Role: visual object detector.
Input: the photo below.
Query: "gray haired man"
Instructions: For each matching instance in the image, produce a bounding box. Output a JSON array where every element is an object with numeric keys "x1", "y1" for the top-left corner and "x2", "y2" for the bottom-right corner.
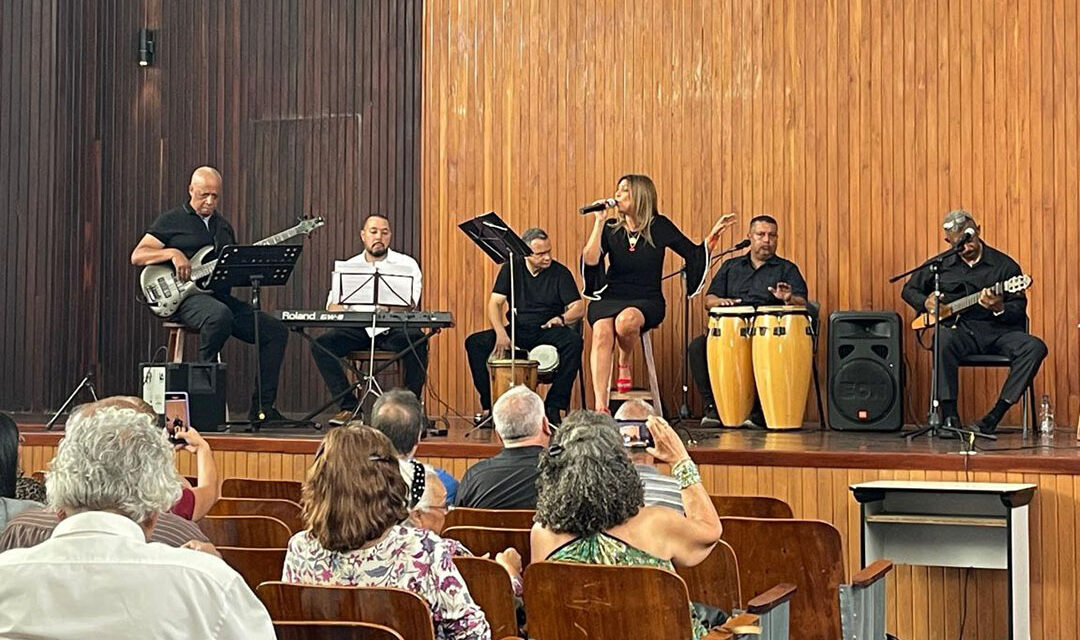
[
  {"x1": 455, "y1": 386, "x2": 552, "y2": 509},
  {"x1": 464, "y1": 227, "x2": 585, "y2": 426},
  {"x1": 0, "y1": 401, "x2": 274, "y2": 639}
]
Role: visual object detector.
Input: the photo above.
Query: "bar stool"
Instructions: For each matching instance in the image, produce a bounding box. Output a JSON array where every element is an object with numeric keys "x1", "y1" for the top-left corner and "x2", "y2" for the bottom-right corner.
[
  {"x1": 609, "y1": 330, "x2": 663, "y2": 416},
  {"x1": 164, "y1": 322, "x2": 199, "y2": 363}
]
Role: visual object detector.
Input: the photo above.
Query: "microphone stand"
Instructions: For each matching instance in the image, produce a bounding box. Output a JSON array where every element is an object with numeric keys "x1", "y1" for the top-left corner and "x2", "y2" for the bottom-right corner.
[
  {"x1": 663, "y1": 241, "x2": 749, "y2": 423},
  {"x1": 890, "y1": 243, "x2": 996, "y2": 442}
]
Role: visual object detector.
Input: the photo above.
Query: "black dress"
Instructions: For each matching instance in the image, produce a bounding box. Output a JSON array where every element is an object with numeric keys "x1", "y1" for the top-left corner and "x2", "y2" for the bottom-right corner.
[{"x1": 582, "y1": 214, "x2": 708, "y2": 330}]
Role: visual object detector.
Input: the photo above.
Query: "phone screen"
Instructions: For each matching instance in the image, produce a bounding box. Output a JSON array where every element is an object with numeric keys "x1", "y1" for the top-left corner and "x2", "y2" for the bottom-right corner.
[
  {"x1": 617, "y1": 419, "x2": 654, "y2": 449},
  {"x1": 164, "y1": 392, "x2": 190, "y2": 444}
]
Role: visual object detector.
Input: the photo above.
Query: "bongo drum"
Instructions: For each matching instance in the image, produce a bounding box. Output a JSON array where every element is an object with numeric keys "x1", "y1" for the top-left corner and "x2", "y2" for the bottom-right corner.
[
  {"x1": 528, "y1": 345, "x2": 560, "y2": 384},
  {"x1": 488, "y1": 358, "x2": 539, "y2": 402},
  {"x1": 705, "y1": 306, "x2": 757, "y2": 427},
  {"x1": 752, "y1": 305, "x2": 813, "y2": 429}
]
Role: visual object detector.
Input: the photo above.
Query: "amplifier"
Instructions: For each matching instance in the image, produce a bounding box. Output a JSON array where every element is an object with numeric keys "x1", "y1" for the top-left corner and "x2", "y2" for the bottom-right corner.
[{"x1": 141, "y1": 362, "x2": 227, "y2": 431}]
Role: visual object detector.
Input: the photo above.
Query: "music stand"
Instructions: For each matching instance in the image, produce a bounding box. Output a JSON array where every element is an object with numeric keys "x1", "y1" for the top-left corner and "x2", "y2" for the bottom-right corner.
[
  {"x1": 210, "y1": 244, "x2": 304, "y2": 431},
  {"x1": 459, "y1": 212, "x2": 533, "y2": 430}
]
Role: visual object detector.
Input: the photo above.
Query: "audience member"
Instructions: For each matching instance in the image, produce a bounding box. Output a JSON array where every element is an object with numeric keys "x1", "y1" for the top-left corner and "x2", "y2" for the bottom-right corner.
[
  {"x1": 0, "y1": 412, "x2": 45, "y2": 503},
  {"x1": 611, "y1": 400, "x2": 685, "y2": 514},
  {"x1": 93, "y1": 396, "x2": 220, "y2": 520},
  {"x1": 0, "y1": 401, "x2": 273, "y2": 639},
  {"x1": 283, "y1": 425, "x2": 491, "y2": 640},
  {"x1": 0, "y1": 413, "x2": 42, "y2": 528},
  {"x1": 530, "y1": 413, "x2": 722, "y2": 640},
  {"x1": 371, "y1": 388, "x2": 459, "y2": 503},
  {"x1": 0, "y1": 506, "x2": 208, "y2": 551},
  {"x1": 455, "y1": 386, "x2": 551, "y2": 509}
]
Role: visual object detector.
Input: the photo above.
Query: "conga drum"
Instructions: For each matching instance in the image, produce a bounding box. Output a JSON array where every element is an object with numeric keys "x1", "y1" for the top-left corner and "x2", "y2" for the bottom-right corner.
[
  {"x1": 752, "y1": 306, "x2": 813, "y2": 429},
  {"x1": 488, "y1": 358, "x2": 539, "y2": 403},
  {"x1": 705, "y1": 306, "x2": 757, "y2": 427},
  {"x1": 528, "y1": 345, "x2": 560, "y2": 384}
]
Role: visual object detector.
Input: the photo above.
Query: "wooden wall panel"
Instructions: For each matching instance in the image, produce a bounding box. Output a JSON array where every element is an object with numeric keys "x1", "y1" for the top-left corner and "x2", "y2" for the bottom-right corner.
[
  {"x1": 420, "y1": 0, "x2": 1080, "y2": 429},
  {"x1": 0, "y1": 0, "x2": 421, "y2": 414}
]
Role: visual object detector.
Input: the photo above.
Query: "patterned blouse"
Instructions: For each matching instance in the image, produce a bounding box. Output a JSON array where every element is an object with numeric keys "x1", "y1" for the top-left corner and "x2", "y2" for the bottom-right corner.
[
  {"x1": 283, "y1": 525, "x2": 491, "y2": 640},
  {"x1": 547, "y1": 532, "x2": 708, "y2": 640},
  {"x1": 15, "y1": 476, "x2": 45, "y2": 503}
]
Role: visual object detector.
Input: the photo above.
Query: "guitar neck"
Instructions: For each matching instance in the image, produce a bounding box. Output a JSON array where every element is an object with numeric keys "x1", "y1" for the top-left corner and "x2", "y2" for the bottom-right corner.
[
  {"x1": 190, "y1": 225, "x2": 305, "y2": 280},
  {"x1": 946, "y1": 282, "x2": 1003, "y2": 315}
]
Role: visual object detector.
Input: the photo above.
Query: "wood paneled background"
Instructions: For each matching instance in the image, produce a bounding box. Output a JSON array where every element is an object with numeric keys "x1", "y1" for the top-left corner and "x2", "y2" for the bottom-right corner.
[
  {"x1": 0, "y1": 0, "x2": 421, "y2": 413},
  {"x1": 421, "y1": 0, "x2": 1079, "y2": 429}
]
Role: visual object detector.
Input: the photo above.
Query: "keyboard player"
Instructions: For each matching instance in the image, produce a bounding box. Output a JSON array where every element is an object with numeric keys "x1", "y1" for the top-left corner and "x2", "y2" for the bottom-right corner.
[{"x1": 311, "y1": 214, "x2": 428, "y2": 426}]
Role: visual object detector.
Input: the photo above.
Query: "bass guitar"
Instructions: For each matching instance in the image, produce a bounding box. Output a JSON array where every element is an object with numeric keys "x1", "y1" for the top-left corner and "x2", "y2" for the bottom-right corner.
[
  {"x1": 910, "y1": 274, "x2": 1032, "y2": 330},
  {"x1": 140, "y1": 216, "x2": 325, "y2": 318}
]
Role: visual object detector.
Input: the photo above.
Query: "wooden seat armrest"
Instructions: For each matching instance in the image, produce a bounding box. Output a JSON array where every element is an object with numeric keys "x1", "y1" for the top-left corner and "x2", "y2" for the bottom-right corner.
[
  {"x1": 745, "y1": 583, "x2": 797, "y2": 614},
  {"x1": 851, "y1": 559, "x2": 893, "y2": 588},
  {"x1": 496, "y1": 637, "x2": 526, "y2": 640},
  {"x1": 704, "y1": 613, "x2": 762, "y2": 639}
]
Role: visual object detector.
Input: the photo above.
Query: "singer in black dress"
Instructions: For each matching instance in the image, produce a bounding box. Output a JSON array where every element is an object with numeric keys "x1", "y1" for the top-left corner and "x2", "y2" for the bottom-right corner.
[{"x1": 581, "y1": 174, "x2": 735, "y2": 411}]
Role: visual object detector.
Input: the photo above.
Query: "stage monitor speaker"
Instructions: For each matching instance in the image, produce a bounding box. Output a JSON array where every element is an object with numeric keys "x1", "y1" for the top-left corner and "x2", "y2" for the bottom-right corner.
[
  {"x1": 827, "y1": 311, "x2": 903, "y2": 431},
  {"x1": 141, "y1": 362, "x2": 227, "y2": 431}
]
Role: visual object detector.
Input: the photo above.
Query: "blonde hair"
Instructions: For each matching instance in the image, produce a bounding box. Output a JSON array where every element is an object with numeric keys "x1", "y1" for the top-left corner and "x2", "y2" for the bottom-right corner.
[
  {"x1": 302, "y1": 426, "x2": 408, "y2": 552},
  {"x1": 608, "y1": 174, "x2": 658, "y2": 247}
]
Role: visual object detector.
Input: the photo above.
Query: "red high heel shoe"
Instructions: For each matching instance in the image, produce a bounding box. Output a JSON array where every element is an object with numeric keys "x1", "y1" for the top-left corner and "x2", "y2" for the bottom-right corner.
[{"x1": 616, "y1": 364, "x2": 632, "y2": 393}]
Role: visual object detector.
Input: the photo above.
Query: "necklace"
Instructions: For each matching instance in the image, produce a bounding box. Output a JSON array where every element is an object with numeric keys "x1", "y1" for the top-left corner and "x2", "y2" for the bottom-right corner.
[{"x1": 627, "y1": 229, "x2": 641, "y2": 252}]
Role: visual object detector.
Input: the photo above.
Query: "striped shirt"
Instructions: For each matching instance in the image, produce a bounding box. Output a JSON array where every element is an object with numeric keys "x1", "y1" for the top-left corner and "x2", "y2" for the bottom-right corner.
[
  {"x1": 0, "y1": 507, "x2": 208, "y2": 551},
  {"x1": 636, "y1": 464, "x2": 685, "y2": 515}
]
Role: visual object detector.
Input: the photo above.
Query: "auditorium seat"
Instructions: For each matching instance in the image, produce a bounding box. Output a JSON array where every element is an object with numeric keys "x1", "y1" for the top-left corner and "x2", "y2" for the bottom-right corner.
[
  {"x1": 221, "y1": 477, "x2": 303, "y2": 503},
  {"x1": 719, "y1": 517, "x2": 893, "y2": 640},
  {"x1": 256, "y1": 583, "x2": 437, "y2": 640},
  {"x1": 523, "y1": 562, "x2": 770, "y2": 640},
  {"x1": 441, "y1": 526, "x2": 531, "y2": 567},
  {"x1": 200, "y1": 515, "x2": 292, "y2": 548},
  {"x1": 209, "y1": 497, "x2": 304, "y2": 533},
  {"x1": 443, "y1": 507, "x2": 535, "y2": 530},
  {"x1": 273, "y1": 621, "x2": 405, "y2": 640},
  {"x1": 710, "y1": 495, "x2": 794, "y2": 519},
  {"x1": 452, "y1": 556, "x2": 518, "y2": 639},
  {"x1": 217, "y1": 546, "x2": 287, "y2": 592}
]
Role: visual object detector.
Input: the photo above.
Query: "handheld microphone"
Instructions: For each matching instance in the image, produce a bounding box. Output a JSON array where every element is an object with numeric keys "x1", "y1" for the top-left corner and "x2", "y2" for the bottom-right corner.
[
  {"x1": 579, "y1": 198, "x2": 617, "y2": 214},
  {"x1": 952, "y1": 227, "x2": 976, "y2": 248}
]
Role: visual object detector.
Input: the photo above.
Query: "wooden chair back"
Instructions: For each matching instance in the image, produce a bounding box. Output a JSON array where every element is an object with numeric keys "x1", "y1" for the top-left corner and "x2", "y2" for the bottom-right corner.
[
  {"x1": 199, "y1": 515, "x2": 292, "y2": 548},
  {"x1": 710, "y1": 495, "x2": 794, "y2": 519},
  {"x1": 221, "y1": 477, "x2": 302, "y2": 503},
  {"x1": 209, "y1": 497, "x2": 304, "y2": 533},
  {"x1": 441, "y1": 527, "x2": 531, "y2": 567},
  {"x1": 443, "y1": 507, "x2": 535, "y2": 530},
  {"x1": 273, "y1": 621, "x2": 405, "y2": 640},
  {"x1": 256, "y1": 582, "x2": 436, "y2": 640},
  {"x1": 218, "y1": 546, "x2": 287, "y2": 592},
  {"x1": 524, "y1": 562, "x2": 695, "y2": 639},
  {"x1": 675, "y1": 539, "x2": 742, "y2": 612},
  {"x1": 452, "y1": 556, "x2": 518, "y2": 638},
  {"x1": 720, "y1": 517, "x2": 846, "y2": 640}
]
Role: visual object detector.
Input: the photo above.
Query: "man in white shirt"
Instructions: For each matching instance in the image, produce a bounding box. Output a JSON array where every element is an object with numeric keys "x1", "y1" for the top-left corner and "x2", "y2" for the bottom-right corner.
[
  {"x1": 311, "y1": 214, "x2": 428, "y2": 425},
  {"x1": 0, "y1": 401, "x2": 274, "y2": 640}
]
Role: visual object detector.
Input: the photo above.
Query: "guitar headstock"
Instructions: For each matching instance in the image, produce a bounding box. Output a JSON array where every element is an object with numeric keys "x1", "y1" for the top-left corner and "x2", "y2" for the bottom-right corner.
[
  {"x1": 1003, "y1": 274, "x2": 1033, "y2": 293},
  {"x1": 295, "y1": 215, "x2": 326, "y2": 235}
]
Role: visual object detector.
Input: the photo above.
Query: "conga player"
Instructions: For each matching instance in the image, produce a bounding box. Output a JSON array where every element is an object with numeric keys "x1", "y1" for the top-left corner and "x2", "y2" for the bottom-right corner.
[
  {"x1": 465, "y1": 227, "x2": 585, "y2": 426},
  {"x1": 687, "y1": 215, "x2": 809, "y2": 427}
]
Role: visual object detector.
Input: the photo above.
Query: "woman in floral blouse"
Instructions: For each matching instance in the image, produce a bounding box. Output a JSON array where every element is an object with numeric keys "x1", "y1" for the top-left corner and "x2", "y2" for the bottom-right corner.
[{"x1": 282, "y1": 425, "x2": 490, "y2": 640}]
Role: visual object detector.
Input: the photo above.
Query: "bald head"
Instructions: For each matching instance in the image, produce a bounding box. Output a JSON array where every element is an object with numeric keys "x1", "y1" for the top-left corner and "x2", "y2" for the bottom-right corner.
[
  {"x1": 613, "y1": 399, "x2": 656, "y2": 421},
  {"x1": 188, "y1": 166, "x2": 222, "y2": 217}
]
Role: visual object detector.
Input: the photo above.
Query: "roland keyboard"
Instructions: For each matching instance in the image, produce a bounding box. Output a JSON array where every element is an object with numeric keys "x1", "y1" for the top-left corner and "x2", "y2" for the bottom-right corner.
[{"x1": 270, "y1": 309, "x2": 454, "y2": 330}]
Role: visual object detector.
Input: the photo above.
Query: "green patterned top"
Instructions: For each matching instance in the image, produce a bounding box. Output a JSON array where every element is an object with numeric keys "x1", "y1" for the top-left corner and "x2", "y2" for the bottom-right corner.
[{"x1": 547, "y1": 532, "x2": 707, "y2": 640}]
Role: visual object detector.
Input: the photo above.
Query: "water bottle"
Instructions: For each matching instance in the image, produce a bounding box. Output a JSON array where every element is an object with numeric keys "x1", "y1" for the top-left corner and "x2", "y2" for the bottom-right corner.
[{"x1": 1039, "y1": 394, "x2": 1055, "y2": 440}]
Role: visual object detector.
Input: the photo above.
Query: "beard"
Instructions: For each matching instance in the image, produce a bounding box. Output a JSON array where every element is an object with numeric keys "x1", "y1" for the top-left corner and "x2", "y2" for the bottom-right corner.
[{"x1": 367, "y1": 243, "x2": 388, "y2": 257}]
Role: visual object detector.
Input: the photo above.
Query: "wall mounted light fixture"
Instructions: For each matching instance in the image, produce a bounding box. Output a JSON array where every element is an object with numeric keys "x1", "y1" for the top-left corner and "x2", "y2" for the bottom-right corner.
[{"x1": 138, "y1": 28, "x2": 155, "y2": 67}]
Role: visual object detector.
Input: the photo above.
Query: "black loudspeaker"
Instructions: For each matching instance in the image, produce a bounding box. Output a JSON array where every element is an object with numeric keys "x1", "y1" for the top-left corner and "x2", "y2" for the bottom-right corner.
[
  {"x1": 828, "y1": 311, "x2": 903, "y2": 431},
  {"x1": 168, "y1": 363, "x2": 227, "y2": 431}
]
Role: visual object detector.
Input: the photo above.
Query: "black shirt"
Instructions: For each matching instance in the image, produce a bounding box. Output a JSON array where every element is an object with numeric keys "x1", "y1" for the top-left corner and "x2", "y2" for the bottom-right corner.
[
  {"x1": 707, "y1": 253, "x2": 809, "y2": 307},
  {"x1": 901, "y1": 242, "x2": 1027, "y2": 333},
  {"x1": 146, "y1": 202, "x2": 237, "y2": 261},
  {"x1": 582, "y1": 214, "x2": 707, "y2": 302},
  {"x1": 454, "y1": 446, "x2": 543, "y2": 509},
  {"x1": 493, "y1": 260, "x2": 580, "y2": 329}
]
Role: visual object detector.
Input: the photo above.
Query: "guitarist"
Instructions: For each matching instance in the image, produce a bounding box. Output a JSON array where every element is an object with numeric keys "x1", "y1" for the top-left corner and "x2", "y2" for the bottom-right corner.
[
  {"x1": 901, "y1": 209, "x2": 1047, "y2": 434},
  {"x1": 130, "y1": 166, "x2": 290, "y2": 424}
]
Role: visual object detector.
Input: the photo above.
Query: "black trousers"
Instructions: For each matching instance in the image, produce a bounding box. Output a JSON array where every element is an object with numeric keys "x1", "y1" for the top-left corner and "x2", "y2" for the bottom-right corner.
[
  {"x1": 936, "y1": 324, "x2": 1048, "y2": 405},
  {"x1": 465, "y1": 325, "x2": 583, "y2": 412},
  {"x1": 311, "y1": 327, "x2": 428, "y2": 410},
  {"x1": 174, "y1": 292, "x2": 289, "y2": 409}
]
